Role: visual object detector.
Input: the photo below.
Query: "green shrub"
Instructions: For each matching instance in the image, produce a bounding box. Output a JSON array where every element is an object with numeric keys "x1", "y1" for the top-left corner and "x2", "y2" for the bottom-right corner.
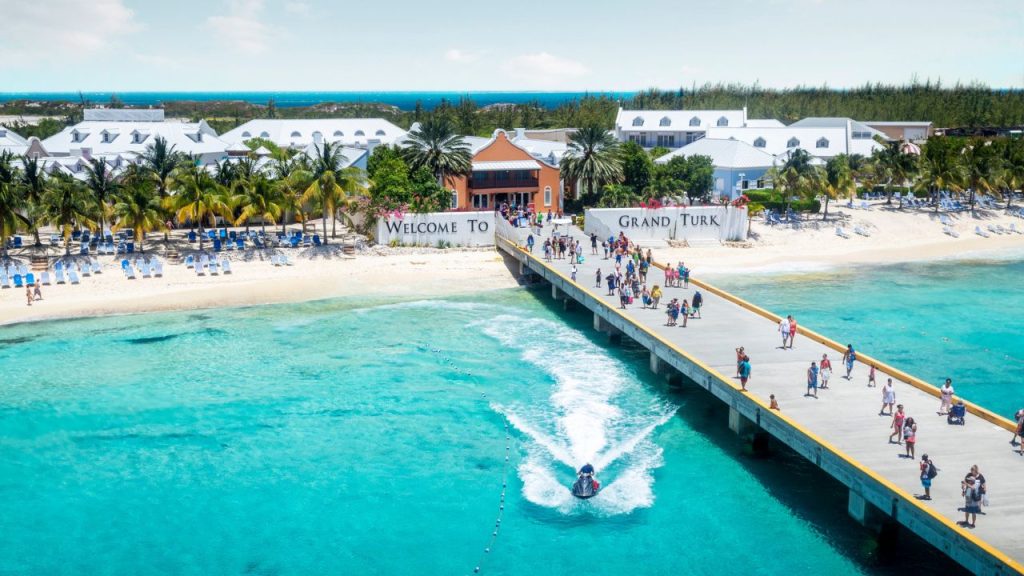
[
  {"x1": 744, "y1": 190, "x2": 778, "y2": 203},
  {"x1": 761, "y1": 199, "x2": 821, "y2": 213}
]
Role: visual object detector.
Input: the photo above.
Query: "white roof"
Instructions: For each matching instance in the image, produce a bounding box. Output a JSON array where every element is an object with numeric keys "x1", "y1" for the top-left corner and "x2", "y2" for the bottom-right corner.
[
  {"x1": 704, "y1": 126, "x2": 883, "y2": 158},
  {"x1": 789, "y1": 117, "x2": 887, "y2": 139},
  {"x1": 616, "y1": 108, "x2": 746, "y2": 132},
  {"x1": 221, "y1": 118, "x2": 407, "y2": 149},
  {"x1": 299, "y1": 142, "x2": 368, "y2": 168},
  {"x1": 0, "y1": 127, "x2": 29, "y2": 155},
  {"x1": 253, "y1": 146, "x2": 272, "y2": 156},
  {"x1": 226, "y1": 141, "x2": 251, "y2": 153},
  {"x1": 654, "y1": 138, "x2": 776, "y2": 168},
  {"x1": 510, "y1": 136, "x2": 569, "y2": 166},
  {"x1": 863, "y1": 120, "x2": 933, "y2": 127},
  {"x1": 83, "y1": 109, "x2": 164, "y2": 122},
  {"x1": 472, "y1": 160, "x2": 542, "y2": 171},
  {"x1": 42, "y1": 120, "x2": 227, "y2": 162}
]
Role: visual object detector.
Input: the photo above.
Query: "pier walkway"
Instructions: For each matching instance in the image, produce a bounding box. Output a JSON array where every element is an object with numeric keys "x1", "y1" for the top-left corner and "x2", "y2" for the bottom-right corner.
[{"x1": 495, "y1": 222, "x2": 1023, "y2": 575}]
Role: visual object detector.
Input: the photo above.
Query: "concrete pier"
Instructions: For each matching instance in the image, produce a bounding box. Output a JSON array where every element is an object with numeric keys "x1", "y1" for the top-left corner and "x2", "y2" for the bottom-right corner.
[{"x1": 496, "y1": 228, "x2": 1024, "y2": 576}]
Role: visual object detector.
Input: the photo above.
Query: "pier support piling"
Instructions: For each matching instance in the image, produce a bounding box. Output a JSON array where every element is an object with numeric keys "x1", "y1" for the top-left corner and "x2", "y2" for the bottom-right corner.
[
  {"x1": 848, "y1": 489, "x2": 886, "y2": 532},
  {"x1": 551, "y1": 284, "x2": 560, "y2": 300},
  {"x1": 728, "y1": 406, "x2": 756, "y2": 436},
  {"x1": 649, "y1": 351, "x2": 662, "y2": 375}
]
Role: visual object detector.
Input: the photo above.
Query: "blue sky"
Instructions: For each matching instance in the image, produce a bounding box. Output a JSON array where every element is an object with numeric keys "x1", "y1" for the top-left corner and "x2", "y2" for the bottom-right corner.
[{"x1": 0, "y1": 0, "x2": 1021, "y2": 91}]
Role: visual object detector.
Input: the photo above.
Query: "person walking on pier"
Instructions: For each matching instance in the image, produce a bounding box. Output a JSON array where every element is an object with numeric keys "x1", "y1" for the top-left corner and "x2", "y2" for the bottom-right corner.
[
  {"x1": 787, "y1": 315, "x2": 797, "y2": 349},
  {"x1": 806, "y1": 361, "x2": 819, "y2": 398},
  {"x1": 1013, "y1": 408, "x2": 1024, "y2": 448},
  {"x1": 938, "y1": 379, "x2": 955, "y2": 416},
  {"x1": 571, "y1": 264, "x2": 577, "y2": 282},
  {"x1": 820, "y1": 354, "x2": 832, "y2": 389},
  {"x1": 595, "y1": 268, "x2": 602, "y2": 288},
  {"x1": 842, "y1": 344, "x2": 857, "y2": 379},
  {"x1": 739, "y1": 355, "x2": 751, "y2": 392},
  {"x1": 691, "y1": 291, "x2": 703, "y2": 318},
  {"x1": 526, "y1": 234, "x2": 535, "y2": 253},
  {"x1": 868, "y1": 364, "x2": 877, "y2": 387},
  {"x1": 736, "y1": 347, "x2": 746, "y2": 377},
  {"x1": 903, "y1": 417, "x2": 918, "y2": 459},
  {"x1": 606, "y1": 273, "x2": 616, "y2": 296},
  {"x1": 778, "y1": 317, "x2": 791, "y2": 349},
  {"x1": 650, "y1": 285, "x2": 662, "y2": 309},
  {"x1": 680, "y1": 300, "x2": 689, "y2": 328},
  {"x1": 880, "y1": 378, "x2": 896, "y2": 416},
  {"x1": 890, "y1": 405, "x2": 906, "y2": 444}
]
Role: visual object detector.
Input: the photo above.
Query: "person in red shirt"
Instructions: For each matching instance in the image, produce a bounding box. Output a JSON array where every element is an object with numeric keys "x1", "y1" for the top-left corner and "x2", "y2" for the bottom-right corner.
[
  {"x1": 819, "y1": 354, "x2": 832, "y2": 389},
  {"x1": 787, "y1": 315, "x2": 797, "y2": 349}
]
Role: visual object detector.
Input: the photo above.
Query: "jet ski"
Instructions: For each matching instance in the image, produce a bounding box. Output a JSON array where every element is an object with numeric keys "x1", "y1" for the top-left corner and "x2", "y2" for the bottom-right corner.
[{"x1": 571, "y1": 464, "x2": 600, "y2": 499}]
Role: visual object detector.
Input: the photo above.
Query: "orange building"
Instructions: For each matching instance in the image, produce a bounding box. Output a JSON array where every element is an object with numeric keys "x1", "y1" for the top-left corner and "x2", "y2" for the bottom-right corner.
[{"x1": 446, "y1": 130, "x2": 562, "y2": 213}]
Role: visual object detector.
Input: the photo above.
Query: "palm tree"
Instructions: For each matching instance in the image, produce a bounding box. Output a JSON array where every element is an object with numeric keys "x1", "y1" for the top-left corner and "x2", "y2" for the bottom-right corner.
[
  {"x1": 962, "y1": 141, "x2": 1003, "y2": 211},
  {"x1": 111, "y1": 174, "x2": 165, "y2": 253},
  {"x1": 401, "y1": 118, "x2": 471, "y2": 186},
  {"x1": 0, "y1": 178, "x2": 27, "y2": 256},
  {"x1": 822, "y1": 155, "x2": 854, "y2": 220},
  {"x1": 597, "y1": 183, "x2": 641, "y2": 208},
  {"x1": 560, "y1": 124, "x2": 623, "y2": 202},
  {"x1": 916, "y1": 140, "x2": 966, "y2": 213},
  {"x1": 17, "y1": 155, "x2": 47, "y2": 246},
  {"x1": 274, "y1": 168, "x2": 312, "y2": 235},
  {"x1": 171, "y1": 160, "x2": 230, "y2": 250},
  {"x1": 38, "y1": 174, "x2": 94, "y2": 255},
  {"x1": 771, "y1": 149, "x2": 820, "y2": 213},
  {"x1": 140, "y1": 136, "x2": 184, "y2": 242},
  {"x1": 233, "y1": 173, "x2": 283, "y2": 234},
  {"x1": 84, "y1": 157, "x2": 119, "y2": 238},
  {"x1": 872, "y1": 141, "x2": 918, "y2": 207},
  {"x1": 301, "y1": 141, "x2": 368, "y2": 241},
  {"x1": 1002, "y1": 141, "x2": 1024, "y2": 209}
]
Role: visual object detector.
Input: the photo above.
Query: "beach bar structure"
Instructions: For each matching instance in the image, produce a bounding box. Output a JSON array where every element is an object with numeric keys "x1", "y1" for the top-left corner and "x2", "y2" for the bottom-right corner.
[{"x1": 494, "y1": 220, "x2": 1024, "y2": 576}]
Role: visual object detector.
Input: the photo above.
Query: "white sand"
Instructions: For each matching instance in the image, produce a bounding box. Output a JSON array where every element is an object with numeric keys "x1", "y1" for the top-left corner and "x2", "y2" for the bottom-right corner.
[
  {"x1": 0, "y1": 247, "x2": 520, "y2": 326},
  {"x1": 659, "y1": 202, "x2": 1024, "y2": 276},
  {"x1": 2, "y1": 204, "x2": 1023, "y2": 326}
]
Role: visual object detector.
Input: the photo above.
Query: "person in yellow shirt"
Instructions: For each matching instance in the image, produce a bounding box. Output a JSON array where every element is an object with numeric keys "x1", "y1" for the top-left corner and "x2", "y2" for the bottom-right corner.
[{"x1": 650, "y1": 285, "x2": 662, "y2": 309}]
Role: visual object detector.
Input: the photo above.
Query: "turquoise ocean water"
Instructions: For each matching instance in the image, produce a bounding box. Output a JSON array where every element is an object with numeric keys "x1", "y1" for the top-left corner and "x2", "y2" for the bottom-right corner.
[
  {"x1": 710, "y1": 254, "x2": 1024, "y2": 419},
  {"x1": 0, "y1": 289, "x2": 968, "y2": 575}
]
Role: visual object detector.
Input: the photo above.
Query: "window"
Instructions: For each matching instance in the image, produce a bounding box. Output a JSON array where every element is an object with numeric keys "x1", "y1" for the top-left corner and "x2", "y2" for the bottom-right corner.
[
  {"x1": 333, "y1": 130, "x2": 344, "y2": 137},
  {"x1": 632, "y1": 116, "x2": 644, "y2": 127},
  {"x1": 132, "y1": 132, "x2": 146, "y2": 144},
  {"x1": 753, "y1": 137, "x2": 766, "y2": 148},
  {"x1": 544, "y1": 186, "x2": 552, "y2": 206},
  {"x1": 312, "y1": 131, "x2": 323, "y2": 141},
  {"x1": 689, "y1": 116, "x2": 701, "y2": 127},
  {"x1": 290, "y1": 131, "x2": 302, "y2": 138},
  {"x1": 450, "y1": 191, "x2": 458, "y2": 210},
  {"x1": 629, "y1": 134, "x2": 639, "y2": 143},
  {"x1": 375, "y1": 129, "x2": 386, "y2": 136},
  {"x1": 354, "y1": 130, "x2": 365, "y2": 137},
  {"x1": 659, "y1": 116, "x2": 671, "y2": 127},
  {"x1": 260, "y1": 131, "x2": 270, "y2": 138},
  {"x1": 816, "y1": 137, "x2": 829, "y2": 149},
  {"x1": 717, "y1": 116, "x2": 729, "y2": 127},
  {"x1": 241, "y1": 131, "x2": 251, "y2": 138},
  {"x1": 786, "y1": 137, "x2": 800, "y2": 148},
  {"x1": 640, "y1": 133, "x2": 649, "y2": 147},
  {"x1": 102, "y1": 131, "x2": 116, "y2": 143},
  {"x1": 656, "y1": 134, "x2": 675, "y2": 147},
  {"x1": 472, "y1": 194, "x2": 489, "y2": 209}
]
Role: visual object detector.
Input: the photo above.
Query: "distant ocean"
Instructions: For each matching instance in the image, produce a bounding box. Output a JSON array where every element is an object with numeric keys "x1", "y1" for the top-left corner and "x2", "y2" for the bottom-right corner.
[{"x1": 0, "y1": 91, "x2": 635, "y2": 110}]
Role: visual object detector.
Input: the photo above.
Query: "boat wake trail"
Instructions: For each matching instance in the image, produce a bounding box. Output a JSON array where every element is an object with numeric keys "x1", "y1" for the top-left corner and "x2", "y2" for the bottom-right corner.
[{"x1": 478, "y1": 314, "x2": 677, "y2": 516}]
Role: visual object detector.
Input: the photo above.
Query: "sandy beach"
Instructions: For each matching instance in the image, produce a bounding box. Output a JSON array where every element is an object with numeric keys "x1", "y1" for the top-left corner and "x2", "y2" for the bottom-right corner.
[{"x1": 2, "y1": 203, "x2": 1023, "y2": 326}]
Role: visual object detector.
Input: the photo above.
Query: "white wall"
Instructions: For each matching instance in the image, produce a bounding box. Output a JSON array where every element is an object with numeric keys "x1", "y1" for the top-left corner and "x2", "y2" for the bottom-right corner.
[
  {"x1": 584, "y1": 206, "x2": 748, "y2": 242},
  {"x1": 376, "y1": 211, "x2": 495, "y2": 247}
]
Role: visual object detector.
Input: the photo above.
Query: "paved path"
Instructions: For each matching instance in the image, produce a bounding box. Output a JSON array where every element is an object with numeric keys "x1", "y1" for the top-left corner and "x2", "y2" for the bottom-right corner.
[{"x1": 505, "y1": 225, "x2": 1024, "y2": 571}]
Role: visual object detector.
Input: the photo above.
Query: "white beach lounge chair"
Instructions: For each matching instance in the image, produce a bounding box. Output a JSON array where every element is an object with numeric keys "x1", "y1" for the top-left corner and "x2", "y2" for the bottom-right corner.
[
  {"x1": 835, "y1": 227, "x2": 851, "y2": 239},
  {"x1": 141, "y1": 261, "x2": 152, "y2": 279},
  {"x1": 196, "y1": 256, "x2": 207, "y2": 276},
  {"x1": 854, "y1": 226, "x2": 872, "y2": 237},
  {"x1": 208, "y1": 258, "x2": 219, "y2": 275},
  {"x1": 69, "y1": 269, "x2": 80, "y2": 284},
  {"x1": 153, "y1": 260, "x2": 163, "y2": 277},
  {"x1": 41, "y1": 271, "x2": 52, "y2": 285},
  {"x1": 221, "y1": 258, "x2": 232, "y2": 274},
  {"x1": 975, "y1": 226, "x2": 991, "y2": 238},
  {"x1": 1009, "y1": 223, "x2": 1022, "y2": 235}
]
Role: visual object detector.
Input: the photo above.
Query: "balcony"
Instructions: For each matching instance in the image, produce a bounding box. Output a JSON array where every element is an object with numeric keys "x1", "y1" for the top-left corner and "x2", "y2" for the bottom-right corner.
[{"x1": 469, "y1": 171, "x2": 538, "y2": 190}]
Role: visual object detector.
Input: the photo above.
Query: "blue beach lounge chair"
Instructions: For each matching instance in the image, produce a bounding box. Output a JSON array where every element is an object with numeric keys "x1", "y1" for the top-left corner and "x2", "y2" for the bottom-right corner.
[
  {"x1": 69, "y1": 269, "x2": 80, "y2": 284},
  {"x1": 12, "y1": 274, "x2": 23, "y2": 288}
]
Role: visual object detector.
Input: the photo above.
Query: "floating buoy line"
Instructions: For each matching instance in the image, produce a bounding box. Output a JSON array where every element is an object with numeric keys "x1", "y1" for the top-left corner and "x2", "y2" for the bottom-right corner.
[{"x1": 428, "y1": 347, "x2": 513, "y2": 575}]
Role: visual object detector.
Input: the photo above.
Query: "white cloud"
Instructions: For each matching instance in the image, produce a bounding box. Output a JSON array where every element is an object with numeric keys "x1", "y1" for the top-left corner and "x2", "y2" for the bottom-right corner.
[
  {"x1": 206, "y1": 0, "x2": 273, "y2": 55},
  {"x1": 284, "y1": 1, "x2": 310, "y2": 16},
  {"x1": 445, "y1": 49, "x2": 481, "y2": 63},
  {"x1": 502, "y1": 52, "x2": 589, "y2": 84},
  {"x1": 0, "y1": 0, "x2": 136, "y2": 65}
]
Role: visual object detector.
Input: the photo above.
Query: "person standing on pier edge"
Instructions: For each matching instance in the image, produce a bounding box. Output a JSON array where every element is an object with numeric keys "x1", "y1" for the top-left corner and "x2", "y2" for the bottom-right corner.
[
  {"x1": 787, "y1": 315, "x2": 797, "y2": 349},
  {"x1": 526, "y1": 233, "x2": 534, "y2": 253},
  {"x1": 842, "y1": 344, "x2": 856, "y2": 379},
  {"x1": 739, "y1": 355, "x2": 751, "y2": 392},
  {"x1": 890, "y1": 404, "x2": 906, "y2": 444},
  {"x1": 1013, "y1": 408, "x2": 1024, "y2": 449},
  {"x1": 806, "y1": 361, "x2": 819, "y2": 398},
  {"x1": 961, "y1": 475, "x2": 982, "y2": 528},
  {"x1": 938, "y1": 379, "x2": 955, "y2": 415}
]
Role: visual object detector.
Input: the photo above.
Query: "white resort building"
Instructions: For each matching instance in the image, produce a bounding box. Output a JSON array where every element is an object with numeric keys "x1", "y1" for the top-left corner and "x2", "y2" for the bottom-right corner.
[
  {"x1": 655, "y1": 138, "x2": 777, "y2": 198},
  {"x1": 614, "y1": 107, "x2": 783, "y2": 149},
  {"x1": 221, "y1": 119, "x2": 407, "y2": 151},
  {"x1": 0, "y1": 127, "x2": 30, "y2": 156},
  {"x1": 40, "y1": 109, "x2": 229, "y2": 165}
]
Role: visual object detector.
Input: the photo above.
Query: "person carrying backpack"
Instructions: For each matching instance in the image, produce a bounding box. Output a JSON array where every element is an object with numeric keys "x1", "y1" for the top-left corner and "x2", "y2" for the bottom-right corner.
[
  {"x1": 919, "y1": 454, "x2": 937, "y2": 500},
  {"x1": 961, "y1": 475, "x2": 983, "y2": 528}
]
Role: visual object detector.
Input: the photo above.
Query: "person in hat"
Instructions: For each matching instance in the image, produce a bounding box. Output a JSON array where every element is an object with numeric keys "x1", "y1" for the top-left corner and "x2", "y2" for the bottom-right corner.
[{"x1": 919, "y1": 454, "x2": 935, "y2": 500}]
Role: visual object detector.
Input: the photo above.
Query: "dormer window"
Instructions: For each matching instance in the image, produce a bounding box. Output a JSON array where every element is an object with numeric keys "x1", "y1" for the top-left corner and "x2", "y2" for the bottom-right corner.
[
  {"x1": 290, "y1": 131, "x2": 301, "y2": 138},
  {"x1": 816, "y1": 137, "x2": 829, "y2": 149},
  {"x1": 716, "y1": 116, "x2": 729, "y2": 127},
  {"x1": 101, "y1": 130, "x2": 119, "y2": 144},
  {"x1": 659, "y1": 117, "x2": 671, "y2": 127},
  {"x1": 375, "y1": 129, "x2": 386, "y2": 136},
  {"x1": 753, "y1": 137, "x2": 766, "y2": 148},
  {"x1": 787, "y1": 137, "x2": 800, "y2": 148},
  {"x1": 333, "y1": 130, "x2": 344, "y2": 137},
  {"x1": 241, "y1": 131, "x2": 252, "y2": 138},
  {"x1": 354, "y1": 130, "x2": 365, "y2": 137},
  {"x1": 260, "y1": 131, "x2": 270, "y2": 138},
  {"x1": 71, "y1": 131, "x2": 83, "y2": 143},
  {"x1": 631, "y1": 116, "x2": 644, "y2": 127},
  {"x1": 689, "y1": 116, "x2": 701, "y2": 127},
  {"x1": 131, "y1": 131, "x2": 149, "y2": 144}
]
